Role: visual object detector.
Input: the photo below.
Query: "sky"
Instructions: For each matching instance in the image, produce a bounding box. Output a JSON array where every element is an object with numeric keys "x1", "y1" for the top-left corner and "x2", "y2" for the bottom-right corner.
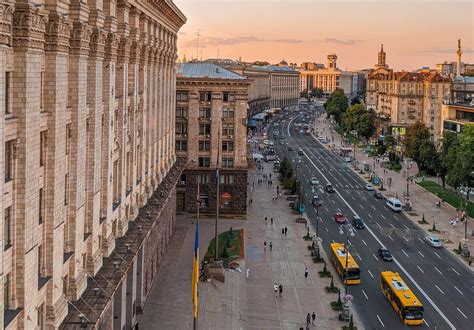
[{"x1": 174, "y1": 0, "x2": 474, "y2": 71}]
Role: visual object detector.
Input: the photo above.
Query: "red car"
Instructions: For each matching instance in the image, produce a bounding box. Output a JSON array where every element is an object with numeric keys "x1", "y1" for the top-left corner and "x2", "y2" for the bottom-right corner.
[{"x1": 333, "y1": 212, "x2": 346, "y2": 224}]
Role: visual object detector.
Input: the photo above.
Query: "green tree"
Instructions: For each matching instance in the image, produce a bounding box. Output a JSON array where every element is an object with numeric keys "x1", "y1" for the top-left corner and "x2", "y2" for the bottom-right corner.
[
  {"x1": 350, "y1": 96, "x2": 361, "y2": 105},
  {"x1": 300, "y1": 89, "x2": 308, "y2": 98},
  {"x1": 342, "y1": 104, "x2": 365, "y2": 132},
  {"x1": 325, "y1": 90, "x2": 349, "y2": 124},
  {"x1": 311, "y1": 87, "x2": 323, "y2": 98},
  {"x1": 418, "y1": 139, "x2": 438, "y2": 173},
  {"x1": 356, "y1": 112, "x2": 376, "y2": 141},
  {"x1": 384, "y1": 134, "x2": 396, "y2": 151},
  {"x1": 403, "y1": 122, "x2": 431, "y2": 166},
  {"x1": 279, "y1": 157, "x2": 293, "y2": 181},
  {"x1": 446, "y1": 124, "x2": 474, "y2": 187}
]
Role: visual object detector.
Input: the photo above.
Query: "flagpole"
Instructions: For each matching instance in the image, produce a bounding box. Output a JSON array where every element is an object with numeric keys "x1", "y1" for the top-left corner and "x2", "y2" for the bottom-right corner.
[{"x1": 214, "y1": 129, "x2": 221, "y2": 261}]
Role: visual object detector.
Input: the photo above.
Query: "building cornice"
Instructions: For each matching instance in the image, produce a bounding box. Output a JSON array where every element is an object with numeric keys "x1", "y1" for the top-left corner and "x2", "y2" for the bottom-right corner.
[{"x1": 131, "y1": 0, "x2": 186, "y2": 33}]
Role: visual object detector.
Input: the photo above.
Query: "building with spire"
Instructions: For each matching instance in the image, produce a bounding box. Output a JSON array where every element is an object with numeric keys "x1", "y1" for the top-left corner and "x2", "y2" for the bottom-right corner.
[
  {"x1": 376, "y1": 44, "x2": 388, "y2": 70},
  {"x1": 436, "y1": 39, "x2": 474, "y2": 77}
]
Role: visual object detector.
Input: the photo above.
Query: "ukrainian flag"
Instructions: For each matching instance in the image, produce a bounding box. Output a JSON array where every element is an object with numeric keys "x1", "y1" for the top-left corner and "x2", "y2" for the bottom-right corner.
[{"x1": 192, "y1": 221, "x2": 199, "y2": 319}]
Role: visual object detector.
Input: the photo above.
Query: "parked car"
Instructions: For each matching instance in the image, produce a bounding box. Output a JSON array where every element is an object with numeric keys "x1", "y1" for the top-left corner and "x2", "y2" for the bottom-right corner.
[
  {"x1": 309, "y1": 177, "x2": 319, "y2": 185},
  {"x1": 365, "y1": 183, "x2": 375, "y2": 191},
  {"x1": 378, "y1": 248, "x2": 393, "y2": 262},
  {"x1": 425, "y1": 236, "x2": 442, "y2": 248},
  {"x1": 325, "y1": 184, "x2": 335, "y2": 193},
  {"x1": 312, "y1": 195, "x2": 322, "y2": 207},
  {"x1": 333, "y1": 212, "x2": 346, "y2": 224},
  {"x1": 352, "y1": 216, "x2": 365, "y2": 229},
  {"x1": 373, "y1": 190, "x2": 384, "y2": 199}
]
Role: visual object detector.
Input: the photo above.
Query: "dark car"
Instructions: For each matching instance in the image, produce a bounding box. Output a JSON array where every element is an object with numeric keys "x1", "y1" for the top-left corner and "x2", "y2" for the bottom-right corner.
[
  {"x1": 352, "y1": 216, "x2": 365, "y2": 229},
  {"x1": 378, "y1": 248, "x2": 393, "y2": 262},
  {"x1": 288, "y1": 146, "x2": 294, "y2": 151},
  {"x1": 325, "y1": 184, "x2": 335, "y2": 193},
  {"x1": 374, "y1": 190, "x2": 384, "y2": 199}
]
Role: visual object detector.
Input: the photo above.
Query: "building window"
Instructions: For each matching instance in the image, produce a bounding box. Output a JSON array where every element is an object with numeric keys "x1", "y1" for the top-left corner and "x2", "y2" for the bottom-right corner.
[
  {"x1": 223, "y1": 92, "x2": 235, "y2": 102},
  {"x1": 198, "y1": 157, "x2": 210, "y2": 167},
  {"x1": 175, "y1": 123, "x2": 188, "y2": 134},
  {"x1": 222, "y1": 108, "x2": 235, "y2": 119},
  {"x1": 64, "y1": 173, "x2": 69, "y2": 206},
  {"x1": 200, "y1": 92, "x2": 212, "y2": 102},
  {"x1": 176, "y1": 107, "x2": 188, "y2": 118},
  {"x1": 40, "y1": 71, "x2": 44, "y2": 110},
  {"x1": 222, "y1": 141, "x2": 234, "y2": 152},
  {"x1": 5, "y1": 140, "x2": 14, "y2": 182},
  {"x1": 4, "y1": 207, "x2": 11, "y2": 250},
  {"x1": 199, "y1": 124, "x2": 211, "y2": 135},
  {"x1": 198, "y1": 174, "x2": 210, "y2": 184},
  {"x1": 222, "y1": 158, "x2": 234, "y2": 167},
  {"x1": 198, "y1": 140, "x2": 211, "y2": 151},
  {"x1": 199, "y1": 108, "x2": 211, "y2": 119},
  {"x1": 38, "y1": 244, "x2": 44, "y2": 277},
  {"x1": 176, "y1": 91, "x2": 188, "y2": 102},
  {"x1": 39, "y1": 188, "x2": 44, "y2": 224},
  {"x1": 175, "y1": 140, "x2": 187, "y2": 151},
  {"x1": 4, "y1": 273, "x2": 11, "y2": 310},
  {"x1": 222, "y1": 124, "x2": 234, "y2": 136},
  {"x1": 220, "y1": 174, "x2": 234, "y2": 184},
  {"x1": 5, "y1": 71, "x2": 10, "y2": 115},
  {"x1": 40, "y1": 130, "x2": 47, "y2": 166},
  {"x1": 199, "y1": 194, "x2": 209, "y2": 209},
  {"x1": 65, "y1": 124, "x2": 71, "y2": 155}
]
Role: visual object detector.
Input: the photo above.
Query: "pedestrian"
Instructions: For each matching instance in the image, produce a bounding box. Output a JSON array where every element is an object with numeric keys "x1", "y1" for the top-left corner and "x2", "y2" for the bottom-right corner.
[
  {"x1": 273, "y1": 193, "x2": 275, "y2": 201},
  {"x1": 265, "y1": 217, "x2": 268, "y2": 226},
  {"x1": 284, "y1": 227, "x2": 288, "y2": 236},
  {"x1": 270, "y1": 241, "x2": 273, "y2": 251},
  {"x1": 312, "y1": 312, "x2": 316, "y2": 324},
  {"x1": 274, "y1": 283, "x2": 278, "y2": 296},
  {"x1": 246, "y1": 268, "x2": 250, "y2": 278},
  {"x1": 264, "y1": 241, "x2": 267, "y2": 251},
  {"x1": 282, "y1": 228, "x2": 285, "y2": 235},
  {"x1": 271, "y1": 218, "x2": 274, "y2": 225},
  {"x1": 306, "y1": 313, "x2": 311, "y2": 327},
  {"x1": 304, "y1": 267, "x2": 309, "y2": 278},
  {"x1": 278, "y1": 284, "x2": 283, "y2": 297},
  {"x1": 469, "y1": 258, "x2": 472, "y2": 267}
]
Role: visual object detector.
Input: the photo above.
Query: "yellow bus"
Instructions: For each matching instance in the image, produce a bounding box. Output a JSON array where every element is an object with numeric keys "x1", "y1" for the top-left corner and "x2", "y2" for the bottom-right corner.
[
  {"x1": 329, "y1": 243, "x2": 361, "y2": 285},
  {"x1": 380, "y1": 271, "x2": 424, "y2": 326}
]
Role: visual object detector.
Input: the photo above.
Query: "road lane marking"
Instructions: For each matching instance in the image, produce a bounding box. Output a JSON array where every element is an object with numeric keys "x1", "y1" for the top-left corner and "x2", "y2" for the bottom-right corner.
[
  {"x1": 434, "y1": 267, "x2": 443, "y2": 275},
  {"x1": 434, "y1": 252, "x2": 441, "y2": 259},
  {"x1": 368, "y1": 270, "x2": 374, "y2": 278},
  {"x1": 403, "y1": 236, "x2": 409, "y2": 242},
  {"x1": 376, "y1": 315, "x2": 385, "y2": 328},
  {"x1": 325, "y1": 207, "x2": 329, "y2": 213},
  {"x1": 454, "y1": 286, "x2": 463, "y2": 295},
  {"x1": 376, "y1": 222, "x2": 381, "y2": 229},
  {"x1": 417, "y1": 238, "x2": 424, "y2": 243},
  {"x1": 351, "y1": 196, "x2": 356, "y2": 200},
  {"x1": 418, "y1": 251, "x2": 425, "y2": 258},
  {"x1": 452, "y1": 268, "x2": 461, "y2": 276},
  {"x1": 372, "y1": 253, "x2": 379, "y2": 261},
  {"x1": 302, "y1": 149, "x2": 456, "y2": 330},
  {"x1": 362, "y1": 290, "x2": 368, "y2": 300},
  {"x1": 457, "y1": 307, "x2": 467, "y2": 319},
  {"x1": 361, "y1": 239, "x2": 367, "y2": 246},
  {"x1": 424, "y1": 319, "x2": 430, "y2": 327},
  {"x1": 402, "y1": 250, "x2": 409, "y2": 258},
  {"x1": 359, "y1": 204, "x2": 364, "y2": 208},
  {"x1": 356, "y1": 253, "x2": 362, "y2": 261},
  {"x1": 390, "y1": 224, "x2": 395, "y2": 229},
  {"x1": 403, "y1": 224, "x2": 409, "y2": 230},
  {"x1": 367, "y1": 214, "x2": 373, "y2": 219},
  {"x1": 337, "y1": 208, "x2": 342, "y2": 213},
  {"x1": 417, "y1": 266, "x2": 425, "y2": 274},
  {"x1": 388, "y1": 235, "x2": 394, "y2": 241},
  {"x1": 380, "y1": 214, "x2": 386, "y2": 220},
  {"x1": 371, "y1": 205, "x2": 376, "y2": 210},
  {"x1": 356, "y1": 191, "x2": 361, "y2": 195},
  {"x1": 435, "y1": 285, "x2": 444, "y2": 294},
  {"x1": 325, "y1": 227, "x2": 329, "y2": 232}
]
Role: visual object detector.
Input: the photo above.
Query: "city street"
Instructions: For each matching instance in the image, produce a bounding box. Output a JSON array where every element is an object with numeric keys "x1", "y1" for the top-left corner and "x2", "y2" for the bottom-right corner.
[{"x1": 268, "y1": 107, "x2": 474, "y2": 330}]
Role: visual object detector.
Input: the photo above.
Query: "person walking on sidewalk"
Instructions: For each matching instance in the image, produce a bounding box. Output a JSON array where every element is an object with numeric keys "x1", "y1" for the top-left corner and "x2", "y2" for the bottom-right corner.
[
  {"x1": 264, "y1": 241, "x2": 267, "y2": 251},
  {"x1": 274, "y1": 283, "x2": 278, "y2": 296},
  {"x1": 306, "y1": 313, "x2": 311, "y2": 328},
  {"x1": 246, "y1": 268, "x2": 250, "y2": 279},
  {"x1": 312, "y1": 312, "x2": 316, "y2": 324},
  {"x1": 271, "y1": 217, "x2": 274, "y2": 225},
  {"x1": 284, "y1": 227, "x2": 288, "y2": 236},
  {"x1": 304, "y1": 267, "x2": 309, "y2": 278},
  {"x1": 278, "y1": 284, "x2": 283, "y2": 297},
  {"x1": 270, "y1": 241, "x2": 273, "y2": 251}
]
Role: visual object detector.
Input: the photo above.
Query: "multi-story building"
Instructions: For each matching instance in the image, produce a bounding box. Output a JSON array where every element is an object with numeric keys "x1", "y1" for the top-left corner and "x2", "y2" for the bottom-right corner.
[
  {"x1": 441, "y1": 103, "x2": 474, "y2": 134},
  {"x1": 0, "y1": 1, "x2": 185, "y2": 329},
  {"x1": 436, "y1": 40, "x2": 474, "y2": 76},
  {"x1": 175, "y1": 62, "x2": 251, "y2": 216},
  {"x1": 298, "y1": 54, "x2": 362, "y2": 98}
]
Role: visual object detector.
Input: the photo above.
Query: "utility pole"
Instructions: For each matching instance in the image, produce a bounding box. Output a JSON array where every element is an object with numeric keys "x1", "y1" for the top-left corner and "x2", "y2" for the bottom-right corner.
[{"x1": 214, "y1": 129, "x2": 221, "y2": 261}]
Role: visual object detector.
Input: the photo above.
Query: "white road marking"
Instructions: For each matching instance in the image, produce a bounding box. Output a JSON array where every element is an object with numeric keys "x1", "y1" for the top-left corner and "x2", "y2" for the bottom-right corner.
[
  {"x1": 434, "y1": 267, "x2": 443, "y2": 275},
  {"x1": 376, "y1": 222, "x2": 382, "y2": 229},
  {"x1": 424, "y1": 319, "x2": 430, "y2": 327},
  {"x1": 337, "y1": 208, "x2": 342, "y2": 213},
  {"x1": 368, "y1": 270, "x2": 374, "y2": 279},
  {"x1": 434, "y1": 252, "x2": 441, "y2": 259},
  {"x1": 417, "y1": 238, "x2": 424, "y2": 243},
  {"x1": 356, "y1": 253, "x2": 362, "y2": 261},
  {"x1": 324, "y1": 227, "x2": 328, "y2": 232},
  {"x1": 417, "y1": 266, "x2": 425, "y2": 274},
  {"x1": 367, "y1": 214, "x2": 373, "y2": 219},
  {"x1": 371, "y1": 205, "x2": 376, "y2": 210},
  {"x1": 351, "y1": 196, "x2": 356, "y2": 200},
  {"x1": 372, "y1": 253, "x2": 379, "y2": 261},
  {"x1": 361, "y1": 239, "x2": 367, "y2": 246},
  {"x1": 362, "y1": 289, "x2": 368, "y2": 300},
  {"x1": 388, "y1": 235, "x2": 394, "y2": 241},
  {"x1": 402, "y1": 250, "x2": 409, "y2": 258},
  {"x1": 302, "y1": 148, "x2": 456, "y2": 330},
  {"x1": 356, "y1": 191, "x2": 361, "y2": 195},
  {"x1": 435, "y1": 285, "x2": 445, "y2": 295},
  {"x1": 390, "y1": 224, "x2": 395, "y2": 229},
  {"x1": 457, "y1": 307, "x2": 467, "y2": 319},
  {"x1": 403, "y1": 236, "x2": 409, "y2": 242},
  {"x1": 376, "y1": 315, "x2": 385, "y2": 328},
  {"x1": 360, "y1": 204, "x2": 364, "y2": 208},
  {"x1": 418, "y1": 251, "x2": 425, "y2": 258},
  {"x1": 452, "y1": 268, "x2": 461, "y2": 276},
  {"x1": 325, "y1": 207, "x2": 329, "y2": 213},
  {"x1": 403, "y1": 224, "x2": 409, "y2": 230},
  {"x1": 454, "y1": 286, "x2": 463, "y2": 295},
  {"x1": 380, "y1": 214, "x2": 386, "y2": 220}
]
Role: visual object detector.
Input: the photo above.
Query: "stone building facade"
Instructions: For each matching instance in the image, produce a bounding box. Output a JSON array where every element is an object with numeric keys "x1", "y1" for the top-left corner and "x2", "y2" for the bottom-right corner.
[
  {"x1": 0, "y1": 0, "x2": 185, "y2": 329},
  {"x1": 175, "y1": 62, "x2": 251, "y2": 216}
]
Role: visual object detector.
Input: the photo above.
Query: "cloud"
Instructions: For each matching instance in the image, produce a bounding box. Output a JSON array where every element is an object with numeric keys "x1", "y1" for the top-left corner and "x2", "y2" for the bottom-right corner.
[
  {"x1": 422, "y1": 47, "x2": 474, "y2": 54},
  {"x1": 183, "y1": 36, "x2": 264, "y2": 48},
  {"x1": 271, "y1": 38, "x2": 303, "y2": 44},
  {"x1": 322, "y1": 38, "x2": 364, "y2": 45}
]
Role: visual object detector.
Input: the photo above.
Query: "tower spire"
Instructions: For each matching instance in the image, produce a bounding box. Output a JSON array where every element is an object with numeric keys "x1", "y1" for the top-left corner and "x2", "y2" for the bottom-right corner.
[{"x1": 456, "y1": 39, "x2": 462, "y2": 77}]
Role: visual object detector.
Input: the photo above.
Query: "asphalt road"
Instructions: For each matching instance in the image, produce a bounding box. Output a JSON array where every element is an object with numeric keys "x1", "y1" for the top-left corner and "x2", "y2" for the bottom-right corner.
[{"x1": 267, "y1": 107, "x2": 474, "y2": 330}]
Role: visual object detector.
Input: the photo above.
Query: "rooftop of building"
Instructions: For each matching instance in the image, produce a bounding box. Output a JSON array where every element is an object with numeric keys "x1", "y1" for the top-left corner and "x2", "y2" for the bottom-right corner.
[
  {"x1": 251, "y1": 65, "x2": 298, "y2": 73},
  {"x1": 368, "y1": 70, "x2": 452, "y2": 83},
  {"x1": 177, "y1": 62, "x2": 246, "y2": 80},
  {"x1": 453, "y1": 76, "x2": 474, "y2": 84}
]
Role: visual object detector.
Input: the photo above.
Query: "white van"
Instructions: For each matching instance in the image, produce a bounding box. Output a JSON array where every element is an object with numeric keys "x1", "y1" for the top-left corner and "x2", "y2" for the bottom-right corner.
[{"x1": 386, "y1": 198, "x2": 402, "y2": 212}]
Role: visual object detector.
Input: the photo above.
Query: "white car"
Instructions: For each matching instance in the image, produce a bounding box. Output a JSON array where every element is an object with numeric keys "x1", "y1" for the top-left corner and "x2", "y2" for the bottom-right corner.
[
  {"x1": 425, "y1": 236, "x2": 442, "y2": 248},
  {"x1": 309, "y1": 177, "x2": 319, "y2": 185},
  {"x1": 365, "y1": 184, "x2": 374, "y2": 191}
]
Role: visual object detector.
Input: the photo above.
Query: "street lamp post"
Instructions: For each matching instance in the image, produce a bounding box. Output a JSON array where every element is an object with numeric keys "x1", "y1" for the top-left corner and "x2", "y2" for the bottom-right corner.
[
  {"x1": 339, "y1": 224, "x2": 355, "y2": 296},
  {"x1": 315, "y1": 204, "x2": 320, "y2": 238}
]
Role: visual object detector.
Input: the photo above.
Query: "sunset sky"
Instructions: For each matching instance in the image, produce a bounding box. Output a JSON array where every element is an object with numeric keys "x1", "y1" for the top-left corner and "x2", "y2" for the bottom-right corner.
[{"x1": 174, "y1": 0, "x2": 473, "y2": 71}]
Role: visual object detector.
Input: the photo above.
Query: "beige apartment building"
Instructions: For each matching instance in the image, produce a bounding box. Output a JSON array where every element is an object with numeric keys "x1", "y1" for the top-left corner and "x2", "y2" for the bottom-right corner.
[
  {"x1": 0, "y1": 0, "x2": 185, "y2": 329},
  {"x1": 175, "y1": 62, "x2": 251, "y2": 216}
]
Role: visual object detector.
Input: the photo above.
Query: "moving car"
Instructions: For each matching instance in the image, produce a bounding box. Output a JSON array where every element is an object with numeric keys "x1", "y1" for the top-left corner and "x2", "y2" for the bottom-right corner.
[
  {"x1": 378, "y1": 248, "x2": 393, "y2": 261},
  {"x1": 351, "y1": 216, "x2": 365, "y2": 229},
  {"x1": 333, "y1": 212, "x2": 346, "y2": 224},
  {"x1": 425, "y1": 236, "x2": 442, "y2": 248},
  {"x1": 312, "y1": 195, "x2": 322, "y2": 207},
  {"x1": 344, "y1": 156, "x2": 352, "y2": 162},
  {"x1": 365, "y1": 183, "x2": 374, "y2": 191},
  {"x1": 298, "y1": 148, "x2": 304, "y2": 155},
  {"x1": 386, "y1": 198, "x2": 402, "y2": 212},
  {"x1": 309, "y1": 177, "x2": 319, "y2": 185},
  {"x1": 325, "y1": 184, "x2": 335, "y2": 193},
  {"x1": 373, "y1": 190, "x2": 384, "y2": 199}
]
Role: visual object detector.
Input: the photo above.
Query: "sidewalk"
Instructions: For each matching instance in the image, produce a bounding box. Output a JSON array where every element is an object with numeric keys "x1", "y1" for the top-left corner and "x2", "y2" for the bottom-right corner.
[
  {"x1": 313, "y1": 115, "x2": 473, "y2": 269},
  {"x1": 137, "y1": 160, "x2": 362, "y2": 329}
]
